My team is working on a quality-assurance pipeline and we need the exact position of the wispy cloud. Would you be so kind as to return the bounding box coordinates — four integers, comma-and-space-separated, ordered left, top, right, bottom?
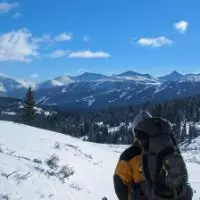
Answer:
31, 73, 39, 78
83, 35, 91, 43
35, 34, 52, 44
36, 33, 72, 44
0, 29, 38, 62
12, 12, 22, 19
0, 2, 19, 13
48, 49, 69, 58
68, 50, 110, 59
138, 36, 173, 48
174, 20, 189, 33
54, 33, 72, 42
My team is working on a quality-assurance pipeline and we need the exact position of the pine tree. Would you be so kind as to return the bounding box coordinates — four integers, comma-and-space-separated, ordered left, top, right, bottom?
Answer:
84, 122, 90, 135
181, 122, 187, 142
188, 125, 192, 143
174, 114, 182, 143
190, 122, 198, 139
22, 87, 35, 125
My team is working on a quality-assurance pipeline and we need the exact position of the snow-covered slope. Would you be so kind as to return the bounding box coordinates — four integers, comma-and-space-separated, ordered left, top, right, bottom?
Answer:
0, 74, 34, 90
180, 137, 200, 197
116, 71, 159, 83
0, 74, 34, 96
0, 121, 124, 200
113, 73, 159, 84
0, 121, 200, 199
38, 75, 74, 89
181, 74, 200, 82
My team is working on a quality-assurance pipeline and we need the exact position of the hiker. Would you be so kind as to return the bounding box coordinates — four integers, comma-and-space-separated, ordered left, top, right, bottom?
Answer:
113, 111, 151, 200
114, 111, 193, 200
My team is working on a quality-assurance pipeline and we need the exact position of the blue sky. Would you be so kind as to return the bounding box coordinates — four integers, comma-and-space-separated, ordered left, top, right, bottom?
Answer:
0, 0, 200, 81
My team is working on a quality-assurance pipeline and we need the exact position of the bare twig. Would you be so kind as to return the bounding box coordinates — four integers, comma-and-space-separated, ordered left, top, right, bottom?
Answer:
1, 171, 18, 179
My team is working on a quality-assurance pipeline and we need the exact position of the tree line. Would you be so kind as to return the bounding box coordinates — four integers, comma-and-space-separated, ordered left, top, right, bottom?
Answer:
7, 88, 200, 144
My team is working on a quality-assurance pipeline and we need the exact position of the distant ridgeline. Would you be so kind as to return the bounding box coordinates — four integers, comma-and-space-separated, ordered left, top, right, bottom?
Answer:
1, 94, 200, 145
2, 71, 200, 111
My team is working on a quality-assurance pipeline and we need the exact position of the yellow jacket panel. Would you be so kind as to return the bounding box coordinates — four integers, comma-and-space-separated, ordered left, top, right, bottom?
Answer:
114, 145, 146, 200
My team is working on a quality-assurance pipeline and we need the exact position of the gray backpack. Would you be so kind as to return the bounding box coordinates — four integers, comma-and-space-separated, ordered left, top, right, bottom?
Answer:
135, 117, 193, 200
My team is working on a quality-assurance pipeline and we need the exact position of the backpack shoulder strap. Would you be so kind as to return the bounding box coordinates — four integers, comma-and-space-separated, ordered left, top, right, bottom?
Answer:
155, 146, 176, 197
142, 153, 153, 185
155, 146, 175, 181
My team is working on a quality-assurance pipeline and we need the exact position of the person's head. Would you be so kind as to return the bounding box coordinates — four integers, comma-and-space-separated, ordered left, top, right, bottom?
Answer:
133, 113, 174, 152
132, 111, 152, 146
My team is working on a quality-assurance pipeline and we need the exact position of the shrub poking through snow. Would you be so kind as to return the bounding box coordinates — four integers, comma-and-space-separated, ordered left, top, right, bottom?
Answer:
46, 154, 59, 169
0, 145, 3, 153
58, 165, 74, 183
0, 194, 11, 200
33, 158, 42, 164
14, 172, 32, 184
1, 171, 17, 179
54, 142, 61, 149
44, 154, 74, 183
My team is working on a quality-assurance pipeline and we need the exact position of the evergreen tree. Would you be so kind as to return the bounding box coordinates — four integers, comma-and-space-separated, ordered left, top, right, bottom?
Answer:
84, 122, 90, 135
22, 87, 35, 125
174, 114, 182, 143
190, 122, 198, 139
188, 125, 192, 143
181, 122, 187, 142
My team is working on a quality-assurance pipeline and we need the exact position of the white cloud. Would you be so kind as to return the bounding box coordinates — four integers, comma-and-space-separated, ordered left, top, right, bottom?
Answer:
138, 36, 173, 48
0, 2, 19, 13
31, 73, 39, 78
48, 49, 69, 58
174, 20, 189, 33
0, 29, 38, 62
83, 35, 91, 43
68, 50, 110, 58
54, 33, 72, 42
13, 12, 22, 19
36, 33, 72, 44
34, 34, 52, 44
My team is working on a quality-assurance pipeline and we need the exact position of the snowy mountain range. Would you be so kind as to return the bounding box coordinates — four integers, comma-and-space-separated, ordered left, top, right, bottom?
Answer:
0, 74, 34, 97
2, 71, 200, 109
0, 120, 199, 200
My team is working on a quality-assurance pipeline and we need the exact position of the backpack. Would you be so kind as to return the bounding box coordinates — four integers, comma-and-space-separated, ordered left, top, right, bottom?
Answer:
134, 117, 193, 200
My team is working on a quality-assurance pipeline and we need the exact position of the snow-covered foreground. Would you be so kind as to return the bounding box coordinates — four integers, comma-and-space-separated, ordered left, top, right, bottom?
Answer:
0, 121, 200, 200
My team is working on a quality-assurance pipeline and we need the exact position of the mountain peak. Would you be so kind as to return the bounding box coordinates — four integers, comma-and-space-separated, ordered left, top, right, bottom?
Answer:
38, 74, 74, 89
118, 71, 142, 76
55, 74, 71, 81
170, 70, 182, 76
73, 72, 107, 82
159, 70, 183, 82
79, 72, 104, 76
117, 71, 157, 82
0, 74, 34, 94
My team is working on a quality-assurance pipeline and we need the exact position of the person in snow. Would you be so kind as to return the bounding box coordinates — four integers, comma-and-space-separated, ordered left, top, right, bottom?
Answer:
114, 111, 193, 200
114, 111, 151, 200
